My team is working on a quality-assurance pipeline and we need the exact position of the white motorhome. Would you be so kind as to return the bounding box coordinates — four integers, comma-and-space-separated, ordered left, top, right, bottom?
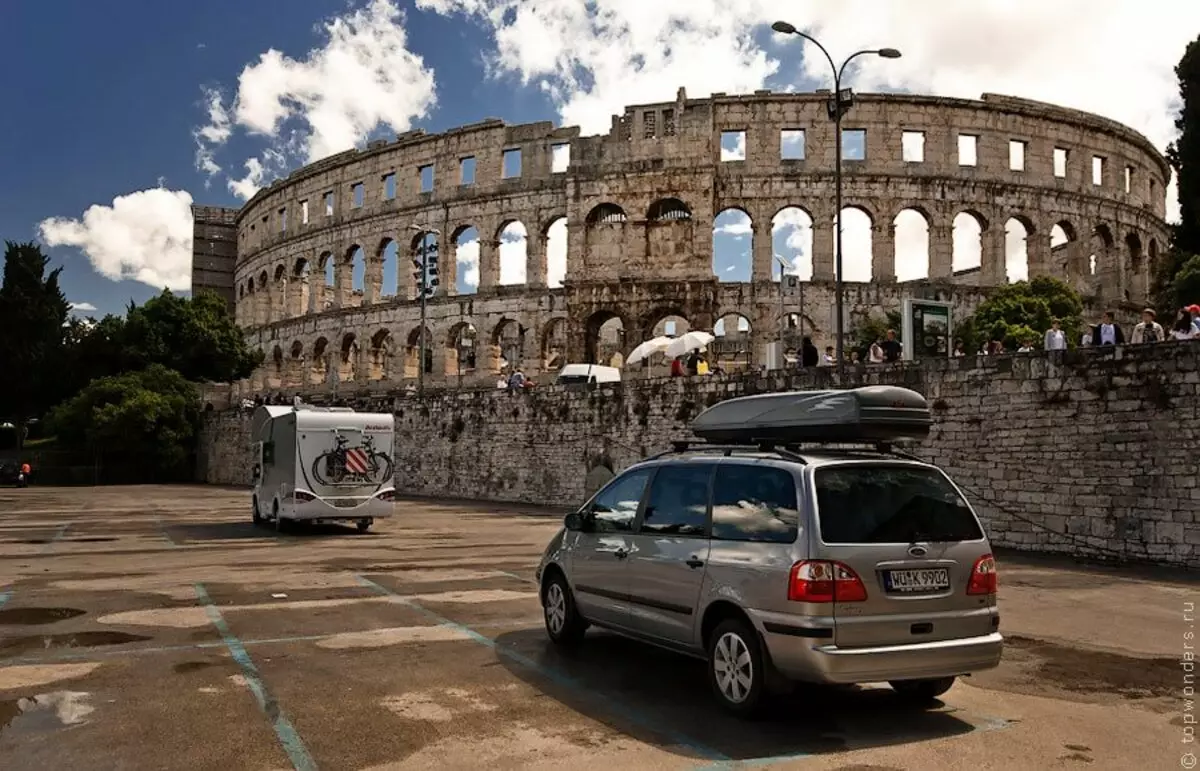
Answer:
555, 364, 621, 387
250, 403, 396, 532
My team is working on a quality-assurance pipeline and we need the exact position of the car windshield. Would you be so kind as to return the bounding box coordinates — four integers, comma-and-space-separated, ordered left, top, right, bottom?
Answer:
814, 464, 983, 544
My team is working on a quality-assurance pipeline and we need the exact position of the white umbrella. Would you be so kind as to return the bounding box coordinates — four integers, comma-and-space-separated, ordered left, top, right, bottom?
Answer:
626, 336, 674, 365
664, 331, 715, 359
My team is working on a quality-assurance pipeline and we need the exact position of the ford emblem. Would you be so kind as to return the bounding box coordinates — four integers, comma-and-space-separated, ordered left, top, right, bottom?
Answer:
908, 545, 928, 558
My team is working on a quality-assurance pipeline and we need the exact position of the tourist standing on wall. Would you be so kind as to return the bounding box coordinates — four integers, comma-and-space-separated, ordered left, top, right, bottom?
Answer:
1091, 312, 1124, 346
1130, 309, 1164, 344
869, 337, 885, 363
800, 337, 819, 367
881, 329, 902, 362
1043, 320, 1066, 351
1171, 309, 1198, 340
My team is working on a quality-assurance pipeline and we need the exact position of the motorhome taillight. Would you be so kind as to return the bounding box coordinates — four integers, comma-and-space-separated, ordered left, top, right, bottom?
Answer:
292, 490, 316, 502
966, 554, 997, 595
788, 560, 868, 603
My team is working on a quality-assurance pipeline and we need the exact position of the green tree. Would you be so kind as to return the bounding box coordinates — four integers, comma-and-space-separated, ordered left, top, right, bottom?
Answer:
963, 276, 1084, 351
120, 290, 262, 383
1168, 34, 1200, 256
0, 241, 71, 447
48, 364, 200, 481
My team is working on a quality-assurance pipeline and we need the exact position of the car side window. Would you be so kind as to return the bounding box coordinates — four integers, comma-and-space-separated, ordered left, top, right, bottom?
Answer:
587, 468, 652, 532
640, 463, 714, 536
710, 464, 800, 543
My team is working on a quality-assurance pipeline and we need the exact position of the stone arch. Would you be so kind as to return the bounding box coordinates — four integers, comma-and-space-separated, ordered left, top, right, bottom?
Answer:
497, 220, 528, 286
651, 313, 691, 339
366, 329, 391, 381
771, 206, 814, 281
287, 340, 304, 386
1050, 221, 1083, 290
893, 208, 931, 282
584, 310, 626, 367
310, 337, 329, 385
404, 325, 434, 379
338, 332, 358, 382
1126, 232, 1145, 301
378, 238, 398, 299
452, 225, 479, 295
1090, 224, 1117, 296
1149, 238, 1160, 280
544, 216, 568, 288
713, 311, 754, 371
541, 317, 568, 372
267, 345, 284, 389
835, 205, 874, 282
647, 198, 692, 222
713, 207, 753, 282
489, 318, 527, 374
345, 245, 366, 307
586, 203, 627, 225
1005, 216, 1036, 283
445, 321, 478, 379
255, 270, 270, 325
291, 258, 311, 317
318, 251, 335, 310
952, 210, 987, 273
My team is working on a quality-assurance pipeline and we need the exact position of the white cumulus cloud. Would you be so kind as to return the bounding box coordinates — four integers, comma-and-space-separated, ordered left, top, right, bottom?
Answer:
417, 0, 1195, 223
456, 237, 480, 290
38, 188, 195, 291
68, 302, 98, 313
498, 222, 528, 285
195, 0, 437, 200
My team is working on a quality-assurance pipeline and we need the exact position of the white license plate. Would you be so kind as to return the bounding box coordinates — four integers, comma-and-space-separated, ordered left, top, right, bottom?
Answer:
329, 498, 361, 508
886, 568, 950, 592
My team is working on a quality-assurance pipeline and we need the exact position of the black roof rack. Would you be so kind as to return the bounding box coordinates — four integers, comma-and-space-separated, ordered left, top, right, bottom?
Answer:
690, 385, 932, 445
647, 441, 809, 464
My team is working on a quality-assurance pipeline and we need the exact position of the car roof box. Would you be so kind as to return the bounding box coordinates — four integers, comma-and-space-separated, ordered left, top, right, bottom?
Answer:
690, 385, 932, 444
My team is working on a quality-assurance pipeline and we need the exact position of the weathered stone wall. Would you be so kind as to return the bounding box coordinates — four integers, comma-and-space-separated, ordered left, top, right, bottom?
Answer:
224, 88, 1173, 399
200, 342, 1200, 567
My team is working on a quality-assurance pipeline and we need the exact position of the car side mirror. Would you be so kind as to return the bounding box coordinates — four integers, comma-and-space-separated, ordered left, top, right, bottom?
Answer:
251, 464, 261, 481
564, 510, 591, 531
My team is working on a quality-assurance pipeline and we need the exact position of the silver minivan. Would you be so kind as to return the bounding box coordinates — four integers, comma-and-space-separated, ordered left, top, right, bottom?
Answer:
534, 386, 1002, 715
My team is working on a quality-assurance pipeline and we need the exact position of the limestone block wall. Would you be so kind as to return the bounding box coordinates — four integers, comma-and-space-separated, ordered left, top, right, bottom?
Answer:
225, 88, 1173, 397
200, 342, 1200, 567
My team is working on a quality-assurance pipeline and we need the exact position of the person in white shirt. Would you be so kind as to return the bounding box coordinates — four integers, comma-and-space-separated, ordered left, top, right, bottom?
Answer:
1170, 309, 1198, 341
821, 346, 836, 366
1044, 319, 1067, 351
1130, 308, 1164, 344
1090, 312, 1124, 346
868, 339, 885, 363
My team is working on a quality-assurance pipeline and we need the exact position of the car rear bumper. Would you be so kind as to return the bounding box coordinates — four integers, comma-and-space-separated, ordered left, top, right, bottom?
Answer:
753, 610, 1003, 684
290, 499, 393, 520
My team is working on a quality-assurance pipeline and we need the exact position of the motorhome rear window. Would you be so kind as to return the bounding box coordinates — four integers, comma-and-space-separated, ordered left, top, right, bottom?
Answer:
814, 465, 983, 544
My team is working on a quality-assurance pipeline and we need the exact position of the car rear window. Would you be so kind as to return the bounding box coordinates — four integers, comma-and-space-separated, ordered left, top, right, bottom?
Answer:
814, 465, 983, 544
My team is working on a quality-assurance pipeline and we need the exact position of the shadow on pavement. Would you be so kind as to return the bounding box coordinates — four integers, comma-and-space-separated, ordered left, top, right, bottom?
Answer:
166, 521, 383, 542
493, 627, 977, 762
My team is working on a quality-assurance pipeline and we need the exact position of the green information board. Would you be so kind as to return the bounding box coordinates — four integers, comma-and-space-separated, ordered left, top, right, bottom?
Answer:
902, 298, 953, 360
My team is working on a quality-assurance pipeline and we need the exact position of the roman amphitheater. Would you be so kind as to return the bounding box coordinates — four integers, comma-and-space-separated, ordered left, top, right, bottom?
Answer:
211, 87, 1172, 396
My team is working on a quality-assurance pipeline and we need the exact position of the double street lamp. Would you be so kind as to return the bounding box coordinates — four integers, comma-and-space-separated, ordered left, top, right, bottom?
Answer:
771, 20, 900, 375
408, 224, 440, 395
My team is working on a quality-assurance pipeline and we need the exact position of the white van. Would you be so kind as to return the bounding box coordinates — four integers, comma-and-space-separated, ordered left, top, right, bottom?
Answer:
555, 364, 621, 387
250, 403, 396, 532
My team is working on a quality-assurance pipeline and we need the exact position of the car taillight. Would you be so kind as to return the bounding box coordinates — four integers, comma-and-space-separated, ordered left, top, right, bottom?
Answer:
788, 560, 868, 603
377, 490, 395, 502
292, 490, 315, 502
966, 554, 997, 595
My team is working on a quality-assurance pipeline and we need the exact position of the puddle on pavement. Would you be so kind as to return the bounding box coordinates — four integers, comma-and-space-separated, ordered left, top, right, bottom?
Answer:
0, 607, 87, 625
173, 660, 221, 674
0, 691, 94, 738
0, 631, 151, 655
1004, 635, 1179, 699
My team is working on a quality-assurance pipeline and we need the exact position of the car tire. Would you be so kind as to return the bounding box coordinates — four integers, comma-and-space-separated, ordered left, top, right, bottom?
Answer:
356, 519, 371, 533
889, 676, 956, 703
542, 571, 586, 646
707, 618, 767, 716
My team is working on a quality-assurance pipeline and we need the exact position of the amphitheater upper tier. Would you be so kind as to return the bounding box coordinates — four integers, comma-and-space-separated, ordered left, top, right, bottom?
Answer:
227, 88, 1172, 394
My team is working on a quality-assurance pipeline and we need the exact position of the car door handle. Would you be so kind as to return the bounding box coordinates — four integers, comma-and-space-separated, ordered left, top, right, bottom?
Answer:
685, 557, 705, 569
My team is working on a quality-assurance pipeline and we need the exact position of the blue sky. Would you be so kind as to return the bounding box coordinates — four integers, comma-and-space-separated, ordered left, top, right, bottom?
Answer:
1, 0, 1190, 319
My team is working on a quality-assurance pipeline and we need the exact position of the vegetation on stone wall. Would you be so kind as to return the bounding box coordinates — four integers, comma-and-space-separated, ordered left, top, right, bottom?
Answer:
958, 276, 1084, 351
0, 242, 259, 480
1157, 32, 1200, 311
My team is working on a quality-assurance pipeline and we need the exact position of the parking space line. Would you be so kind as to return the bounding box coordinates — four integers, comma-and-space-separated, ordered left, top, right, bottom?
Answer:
356, 574, 730, 764
41, 523, 70, 553
156, 518, 179, 547
194, 583, 318, 771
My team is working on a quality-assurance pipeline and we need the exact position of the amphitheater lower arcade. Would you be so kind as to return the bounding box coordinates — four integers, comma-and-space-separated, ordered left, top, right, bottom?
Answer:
226, 90, 1171, 395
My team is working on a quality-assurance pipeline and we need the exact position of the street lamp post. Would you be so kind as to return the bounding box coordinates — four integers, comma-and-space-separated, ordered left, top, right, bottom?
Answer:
773, 255, 790, 368
771, 20, 900, 376
408, 224, 441, 395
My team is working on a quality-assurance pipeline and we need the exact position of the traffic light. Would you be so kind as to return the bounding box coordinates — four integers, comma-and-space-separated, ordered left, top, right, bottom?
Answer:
423, 248, 439, 298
